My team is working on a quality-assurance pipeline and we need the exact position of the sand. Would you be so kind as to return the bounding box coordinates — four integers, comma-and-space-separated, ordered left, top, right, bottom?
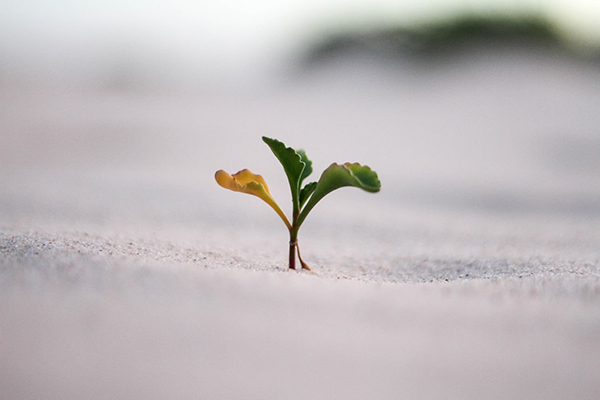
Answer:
1, 49, 600, 399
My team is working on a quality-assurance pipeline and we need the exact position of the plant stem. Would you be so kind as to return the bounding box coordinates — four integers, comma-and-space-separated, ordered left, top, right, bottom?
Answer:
289, 224, 311, 270
288, 215, 299, 270
296, 243, 310, 270
288, 238, 296, 270
290, 214, 299, 269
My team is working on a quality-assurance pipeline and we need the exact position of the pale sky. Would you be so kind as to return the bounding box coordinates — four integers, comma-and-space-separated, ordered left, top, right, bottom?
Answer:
1, 0, 599, 87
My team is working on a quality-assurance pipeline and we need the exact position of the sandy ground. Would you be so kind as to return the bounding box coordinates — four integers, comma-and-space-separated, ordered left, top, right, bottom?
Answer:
1, 48, 600, 399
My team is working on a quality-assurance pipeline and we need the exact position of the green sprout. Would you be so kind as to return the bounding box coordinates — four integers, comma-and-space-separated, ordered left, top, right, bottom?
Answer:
215, 137, 381, 270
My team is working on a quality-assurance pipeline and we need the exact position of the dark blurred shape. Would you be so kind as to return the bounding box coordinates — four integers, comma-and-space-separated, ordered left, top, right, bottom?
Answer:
299, 14, 600, 70
392, 15, 561, 56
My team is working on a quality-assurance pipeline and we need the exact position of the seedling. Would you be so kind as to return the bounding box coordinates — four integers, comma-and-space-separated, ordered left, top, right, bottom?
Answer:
215, 137, 381, 270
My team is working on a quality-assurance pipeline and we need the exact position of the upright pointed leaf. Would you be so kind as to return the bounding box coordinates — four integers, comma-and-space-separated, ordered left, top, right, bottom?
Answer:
297, 162, 381, 227
299, 181, 317, 208
297, 149, 313, 185
262, 137, 306, 212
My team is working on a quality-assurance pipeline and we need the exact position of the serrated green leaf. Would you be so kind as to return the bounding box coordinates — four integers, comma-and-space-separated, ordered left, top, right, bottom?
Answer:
297, 162, 381, 227
297, 149, 313, 185
262, 136, 306, 212
299, 181, 317, 208
343, 163, 381, 192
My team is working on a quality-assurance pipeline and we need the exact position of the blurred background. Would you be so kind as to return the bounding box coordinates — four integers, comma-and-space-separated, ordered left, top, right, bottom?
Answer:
2, 0, 600, 229
1, 0, 599, 90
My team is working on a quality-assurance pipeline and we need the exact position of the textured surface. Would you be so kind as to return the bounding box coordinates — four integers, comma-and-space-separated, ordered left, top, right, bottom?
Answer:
2, 49, 600, 399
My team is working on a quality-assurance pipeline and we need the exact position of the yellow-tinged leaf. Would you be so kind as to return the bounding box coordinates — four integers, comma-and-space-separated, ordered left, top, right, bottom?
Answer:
215, 169, 291, 229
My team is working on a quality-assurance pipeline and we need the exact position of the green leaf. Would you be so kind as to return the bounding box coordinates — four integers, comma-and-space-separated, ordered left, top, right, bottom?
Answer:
262, 137, 306, 212
297, 149, 313, 185
299, 181, 317, 208
296, 162, 381, 227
